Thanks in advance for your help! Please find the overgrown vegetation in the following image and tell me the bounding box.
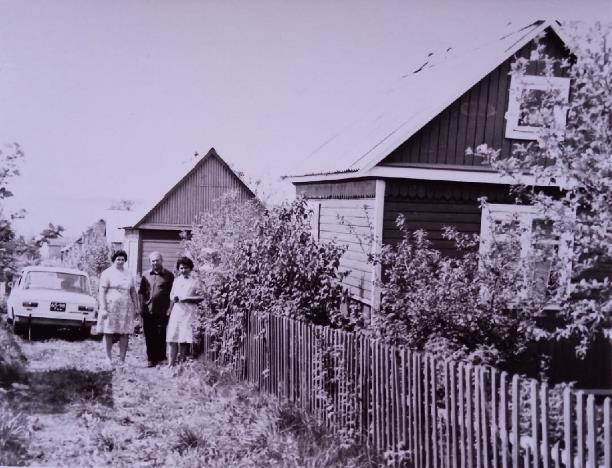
[0,400,29,467]
[184,194,360,361]
[0,320,29,466]
[0,321,27,384]
[369,220,549,367]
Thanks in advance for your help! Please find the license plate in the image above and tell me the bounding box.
[50,302,66,312]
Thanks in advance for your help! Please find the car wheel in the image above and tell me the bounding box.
[78,326,91,340]
[12,318,25,336]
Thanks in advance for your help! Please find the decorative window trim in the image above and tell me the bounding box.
[480,203,573,309]
[480,203,537,254]
[505,75,570,140]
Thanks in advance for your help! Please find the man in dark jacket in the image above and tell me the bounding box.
[138,252,174,367]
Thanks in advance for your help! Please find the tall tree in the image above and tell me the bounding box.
[0,143,64,272]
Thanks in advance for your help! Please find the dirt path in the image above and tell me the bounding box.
[1,329,375,467]
[4,332,232,467]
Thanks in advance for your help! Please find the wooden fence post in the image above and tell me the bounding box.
[540,382,549,468]
[207,313,611,468]
[510,375,520,467]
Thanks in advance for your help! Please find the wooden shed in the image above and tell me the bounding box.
[124,148,255,275]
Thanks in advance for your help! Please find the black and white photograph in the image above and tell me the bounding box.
[0,1,611,466]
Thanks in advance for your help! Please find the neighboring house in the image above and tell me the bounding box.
[60,219,106,263]
[60,210,135,266]
[287,20,572,312]
[122,148,256,276]
[39,238,68,261]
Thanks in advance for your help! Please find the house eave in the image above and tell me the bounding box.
[292,165,561,187]
[135,223,192,231]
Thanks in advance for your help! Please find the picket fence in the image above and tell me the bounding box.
[201,312,611,468]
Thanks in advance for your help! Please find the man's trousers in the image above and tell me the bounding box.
[142,314,168,363]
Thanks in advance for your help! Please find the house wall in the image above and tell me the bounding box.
[384,179,518,255]
[296,180,377,303]
[142,155,253,226]
[381,31,569,168]
[123,229,140,277]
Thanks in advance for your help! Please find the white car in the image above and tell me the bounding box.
[7,266,97,337]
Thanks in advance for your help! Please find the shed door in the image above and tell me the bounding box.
[140,239,183,274]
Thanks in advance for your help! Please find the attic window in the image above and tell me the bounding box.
[505,75,570,140]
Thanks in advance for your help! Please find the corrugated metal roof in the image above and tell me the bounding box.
[287,20,567,180]
[128,148,257,229]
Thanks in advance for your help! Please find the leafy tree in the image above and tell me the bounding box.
[0,144,64,273]
[474,23,612,355]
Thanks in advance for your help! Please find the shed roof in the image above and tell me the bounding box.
[128,147,256,229]
[287,20,569,180]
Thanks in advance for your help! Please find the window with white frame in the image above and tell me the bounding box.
[480,204,572,305]
[505,75,570,140]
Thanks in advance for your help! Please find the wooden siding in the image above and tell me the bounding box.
[384,180,515,256]
[296,179,377,199]
[317,198,375,301]
[138,230,183,274]
[142,155,253,226]
[381,31,569,168]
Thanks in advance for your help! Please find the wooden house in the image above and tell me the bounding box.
[288,20,612,389]
[287,20,573,311]
[123,148,256,275]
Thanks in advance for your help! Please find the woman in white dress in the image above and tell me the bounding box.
[98,250,138,368]
[166,257,203,367]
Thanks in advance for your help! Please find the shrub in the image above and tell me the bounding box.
[184,195,358,361]
[370,215,549,367]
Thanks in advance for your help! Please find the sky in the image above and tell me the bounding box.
[1,0,610,237]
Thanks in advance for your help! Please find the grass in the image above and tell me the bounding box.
[154,362,380,467]
[0,401,29,466]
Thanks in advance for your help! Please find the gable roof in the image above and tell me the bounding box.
[287,20,569,181]
[129,148,256,229]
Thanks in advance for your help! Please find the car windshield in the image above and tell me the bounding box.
[23,271,90,294]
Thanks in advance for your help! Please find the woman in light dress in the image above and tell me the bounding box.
[98,250,138,368]
[166,256,203,367]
